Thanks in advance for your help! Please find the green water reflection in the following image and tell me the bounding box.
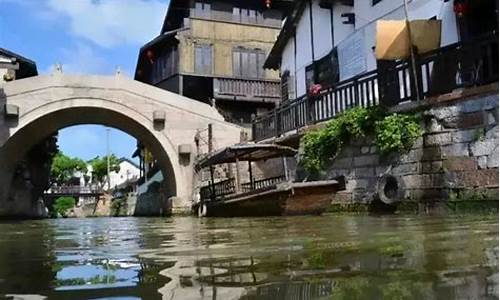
[0,214,497,300]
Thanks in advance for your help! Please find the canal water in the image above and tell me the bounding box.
[0,214,497,300]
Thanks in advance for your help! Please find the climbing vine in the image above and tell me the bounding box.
[300,106,422,172]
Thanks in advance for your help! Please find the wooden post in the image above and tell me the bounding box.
[208,124,215,201]
[403,0,421,101]
[248,161,253,190]
[235,157,241,193]
[283,156,289,181]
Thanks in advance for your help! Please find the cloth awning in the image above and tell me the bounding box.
[196,144,297,170]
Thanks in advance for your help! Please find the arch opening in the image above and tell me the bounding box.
[0,105,181,217]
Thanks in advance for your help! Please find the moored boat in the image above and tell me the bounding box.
[194,144,345,217]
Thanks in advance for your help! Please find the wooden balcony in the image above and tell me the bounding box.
[252,33,499,141]
[213,77,281,103]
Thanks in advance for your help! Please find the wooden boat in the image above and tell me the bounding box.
[194,144,345,217]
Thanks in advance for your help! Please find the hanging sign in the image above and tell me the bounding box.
[338,30,367,81]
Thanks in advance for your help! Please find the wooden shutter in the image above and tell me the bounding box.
[195,46,204,74]
[248,52,257,78]
[233,49,241,77]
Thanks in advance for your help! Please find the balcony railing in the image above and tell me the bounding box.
[200,175,287,202]
[213,77,281,102]
[252,33,498,141]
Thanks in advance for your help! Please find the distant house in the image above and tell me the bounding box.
[109,158,141,190]
[264,0,497,100]
[0,48,38,82]
[134,0,294,125]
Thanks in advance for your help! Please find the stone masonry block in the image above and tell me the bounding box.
[442,157,477,171]
[402,174,445,189]
[392,163,420,175]
[485,125,499,139]
[451,129,481,143]
[421,161,443,173]
[352,167,375,178]
[441,143,469,157]
[477,156,488,169]
[470,139,498,157]
[424,132,452,146]
[354,155,379,167]
[361,146,370,154]
[332,157,353,169]
[487,145,498,168]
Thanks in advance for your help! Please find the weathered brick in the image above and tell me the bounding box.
[421,161,443,173]
[375,166,391,176]
[392,163,420,175]
[352,167,375,178]
[470,139,498,157]
[457,112,485,129]
[346,179,371,190]
[442,157,477,171]
[441,143,469,157]
[421,146,443,161]
[424,132,452,146]
[332,192,351,203]
[360,146,370,154]
[354,155,379,167]
[370,146,378,154]
[402,174,445,189]
[446,169,499,188]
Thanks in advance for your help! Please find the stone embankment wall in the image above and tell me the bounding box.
[304,89,498,211]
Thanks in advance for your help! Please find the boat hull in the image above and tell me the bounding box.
[199,181,340,217]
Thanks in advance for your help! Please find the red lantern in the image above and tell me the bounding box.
[146,49,155,64]
[265,0,272,8]
[453,0,469,17]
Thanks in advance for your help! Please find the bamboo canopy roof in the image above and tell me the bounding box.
[196,143,297,170]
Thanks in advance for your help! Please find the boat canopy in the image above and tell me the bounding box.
[196,143,297,170]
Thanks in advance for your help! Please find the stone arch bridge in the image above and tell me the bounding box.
[0,72,242,217]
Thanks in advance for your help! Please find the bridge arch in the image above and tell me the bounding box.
[3,99,181,197]
[0,74,242,217]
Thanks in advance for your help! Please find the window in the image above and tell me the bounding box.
[232,48,266,78]
[195,44,212,75]
[151,47,179,84]
[281,70,295,102]
[372,0,383,6]
[304,48,340,91]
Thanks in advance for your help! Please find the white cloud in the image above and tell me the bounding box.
[43,43,114,75]
[45,0,167,48]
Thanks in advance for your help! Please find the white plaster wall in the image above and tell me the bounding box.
[295,4,313,97]
[281,36,296,98]
[109,160,140,189]
[332,2,355,47]
[311,1,333,59]
[277,0,459,97]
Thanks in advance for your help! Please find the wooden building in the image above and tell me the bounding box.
[134,0,293,125]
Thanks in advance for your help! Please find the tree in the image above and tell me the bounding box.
[51,196,76,218]
[50,151,87,186]
[89,155,121,188]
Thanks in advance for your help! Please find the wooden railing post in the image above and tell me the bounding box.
[353,79,360,107]
[274,108,280,137]
[251,113,256,141]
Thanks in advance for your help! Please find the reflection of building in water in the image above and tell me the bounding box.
[241,280,334,300]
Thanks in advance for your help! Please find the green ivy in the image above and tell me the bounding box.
[375,114,423,154]
[300,106,422,172]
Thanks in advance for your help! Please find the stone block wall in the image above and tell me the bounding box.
[305,92,499,210]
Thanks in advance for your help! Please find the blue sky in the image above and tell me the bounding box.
[0,0,169,161]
